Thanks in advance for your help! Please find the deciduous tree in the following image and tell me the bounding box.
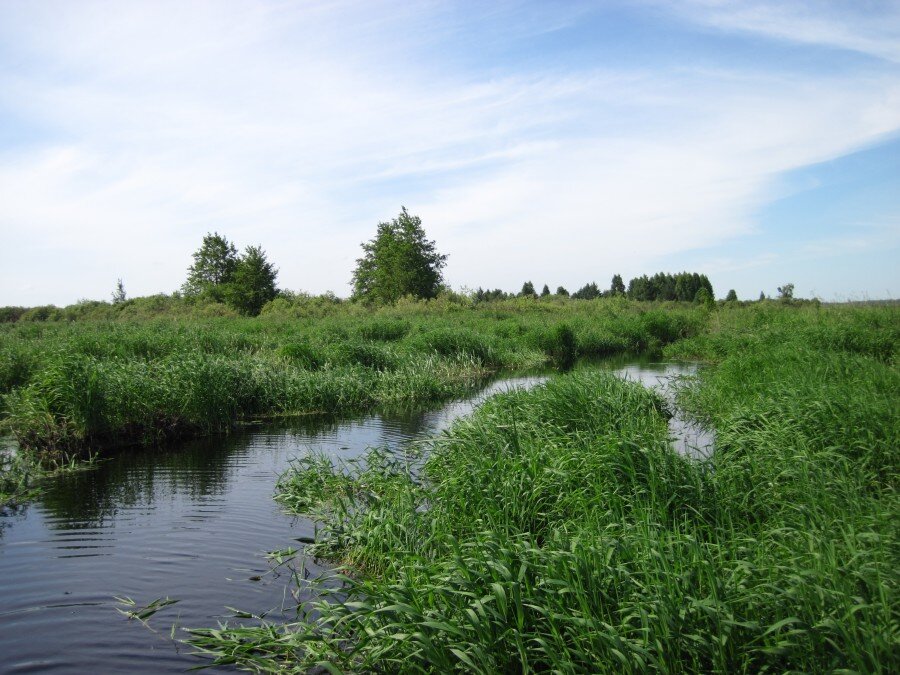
[183,232,239,299]
[352,208,447,303]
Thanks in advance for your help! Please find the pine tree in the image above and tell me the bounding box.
[226,245,279,315]
[520,281,537,298]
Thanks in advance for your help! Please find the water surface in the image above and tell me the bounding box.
[0,361,706,673]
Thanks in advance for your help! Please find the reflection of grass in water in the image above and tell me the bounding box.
[189,305,897,673]
[1,447,97,507]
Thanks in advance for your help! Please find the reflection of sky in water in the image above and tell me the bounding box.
[603,360,713,459]
[0,363,710,673]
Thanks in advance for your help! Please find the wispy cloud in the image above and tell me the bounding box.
[654,0,900,63]
[0,1,898,303]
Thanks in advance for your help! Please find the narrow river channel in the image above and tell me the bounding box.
[0,358,708,673]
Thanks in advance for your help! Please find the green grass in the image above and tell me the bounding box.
[186,302,898,673]
[0,299,705,462]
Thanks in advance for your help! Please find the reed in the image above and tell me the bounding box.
[0,299,706,458]
[187,303,898,673]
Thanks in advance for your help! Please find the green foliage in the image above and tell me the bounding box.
[225,245,279,316]
[0,299,710,456]
[190,306,898,673]
[694,286,714,308]
[519,281,536,298]
[610,273,625,296]
[725,289,738,302]
[356,318,410,341]
[537,322,576,368]
[473,287,509,303]
[277,343,322,370]
[182,232,238,299]
[556,286,569,297]
[778,282,795,300]
[352,207,447,304]
[628,271,714,302]
[540,284,550,297]
[21,305,64,322]
[571,281,601,299]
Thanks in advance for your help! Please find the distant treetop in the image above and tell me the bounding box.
[352,208,447,304]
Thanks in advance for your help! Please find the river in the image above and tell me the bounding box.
[0,358,708,673]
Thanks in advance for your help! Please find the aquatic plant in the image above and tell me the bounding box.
[187,304,898,673]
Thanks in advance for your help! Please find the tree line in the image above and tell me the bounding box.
[173,208,725,315]
[474,272,715,304]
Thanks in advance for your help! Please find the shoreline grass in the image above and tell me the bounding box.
[187,302,898,673]
[0,299,706,462]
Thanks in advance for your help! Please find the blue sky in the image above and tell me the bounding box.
[1,0,898,304]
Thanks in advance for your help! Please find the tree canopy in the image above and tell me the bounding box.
[627,272,714,302]
[182,233,278,315]
[610,274,625,296]
[572,282,601,300]
[226,245,279,315]
[111,279,126,304]
[777,283,795,300]
[182,232,238,299]
[352,208,447,304]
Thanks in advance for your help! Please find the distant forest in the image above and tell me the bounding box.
[476,272,714,304]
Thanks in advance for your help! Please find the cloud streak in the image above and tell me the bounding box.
[1,0,898,303]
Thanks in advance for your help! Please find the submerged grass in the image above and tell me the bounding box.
[188,303,898,673]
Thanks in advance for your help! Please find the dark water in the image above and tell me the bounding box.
[0,361,706,673]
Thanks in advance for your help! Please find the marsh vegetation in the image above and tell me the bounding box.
[1,299,897,673]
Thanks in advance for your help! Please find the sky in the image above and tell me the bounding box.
[1,0,898,304]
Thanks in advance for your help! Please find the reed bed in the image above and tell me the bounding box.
[0,300,704,461]
[188,303,898,673]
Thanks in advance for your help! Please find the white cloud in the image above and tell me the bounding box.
[0,1,898,304]
[655,0,900,63]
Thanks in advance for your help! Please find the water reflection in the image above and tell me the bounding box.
[0,363,710,673]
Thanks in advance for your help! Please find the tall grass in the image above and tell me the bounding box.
[0,300,706,459]
[189,303,898,673]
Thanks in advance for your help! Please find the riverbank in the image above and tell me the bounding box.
[0,300,705,465]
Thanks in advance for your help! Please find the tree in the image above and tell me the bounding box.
[111,279,126,304]
[610,274,625,296]
[725,289,737,302]
[556,286,569,297]
[759,291,766,301]
[777,283,795,301]
[572,282,600,300]
[226,245,279,315]
[474,287,508,303]
[183,232,238,299]
[695,287,714,309]
[540,284,551,297]
[520,281,537,298]
[352,208,447,303]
